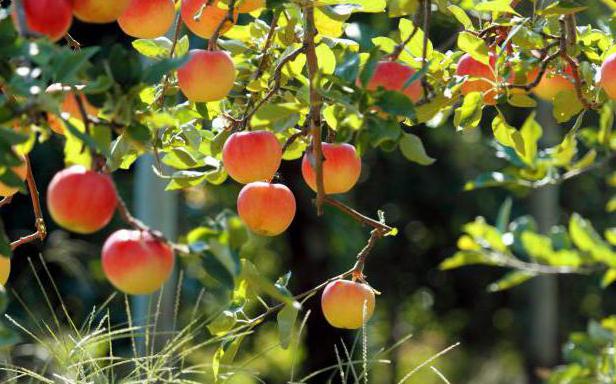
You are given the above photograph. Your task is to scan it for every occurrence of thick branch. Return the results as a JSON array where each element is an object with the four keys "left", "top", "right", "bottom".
[
  {"left": 303, "top": 3, "right": 325, "bottom": 215},
  {"left": 0, "top": 196, "right": 13, "bottom": 208}
]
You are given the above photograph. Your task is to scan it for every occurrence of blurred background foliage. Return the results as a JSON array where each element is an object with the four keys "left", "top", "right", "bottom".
[{"left": 2, "top": 0, "right": 616, "bottom": 383}]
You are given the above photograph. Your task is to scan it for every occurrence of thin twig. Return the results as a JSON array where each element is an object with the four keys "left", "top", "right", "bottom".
[
  {"left": 207, "top": 0, "right": 236, "bottom": 51},
  {"left": 420, "top": 0, "right": 431, "bottom": 97},
  {"left": 10, "top": 155, "right": 46, "bottom": 250},
  {"left": 322, "top": 197, "right": 393, "bottom": 233},
  {"left": 156, "top": 13, "right": 184, "bottom": 108}
]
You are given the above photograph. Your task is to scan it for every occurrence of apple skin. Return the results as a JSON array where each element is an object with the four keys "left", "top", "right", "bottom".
[
  {"left": 321, "top": 279, "right": 375, "bottom": 329},
  {"left": 0, "top": 256, "right": 10, "bottom": 286},
  {"left": 73, "top": 0, "right": 131, "bottom": 23},
  {"left": 362, "top": 61, "right": 422, "bottom": 103},
  {"left": 222, "top": 131, "right": 282, "bottom": 184},
  {"left": 302, "top": 143, "right": 361, "bottom": 194},
  {"left": 102, "top": 229, "right": 175, "bottom": 295},
  {"left": 0, "top": 158, "right": 27, "bottom": 197},
  {"left": 46, "top": 84, "right": 99, "bottom": 135},
  {"left": 177, "top": 49, "right": 236, "bottom": 102},
  {"left": 237, "top": 0, "right": 265, "bottom": 13},
  {"left": 13, "top": 0, "right": 73, "bottom": 42},
  {"left": 456, "top": 53, "right": 498, "bottom": 105},
  {"left": 118, "top": 0, "right": 175, "bottom": 39},
  {"left": 181, "top": 0, "right": 237, "bottom": 39},
  {"left": 47, "top": 166, "right": 118, "bottom": 234},
  {"left": 531, "top": 65, "right": 575, "bottom": 101},
  {"left": 237, "top": 182, "right": 296, "bottom": 236},
  {"left": 600, "top": 53, "right": 616, "bottom": 100}
]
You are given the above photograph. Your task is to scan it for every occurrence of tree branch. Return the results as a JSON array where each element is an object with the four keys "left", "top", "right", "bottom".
[
  {"left": 208, "top": 0, "right": 236, "bottom": 51},
  {"left": 322, "top": 196, "right": 393, "bottom": 233},
  {"left": 10, "top": 155, "right": 46, "bottom": 251},
  {"left": 303, "top": 3, "right": 326, "bottom": 216}
]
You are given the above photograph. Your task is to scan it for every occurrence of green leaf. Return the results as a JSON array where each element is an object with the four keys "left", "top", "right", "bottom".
[
  {"left": 277, "top": 303, "right": 299, "bottom": 349},
  {"left": 464, "top": 172, "right": 517, "bottom": 190},
  {"left": 496, "top": 198, "right": 512, "bottom": 233},
  {"left": 492, "top": 112, "right": 525, "bottom": 158},
  {"left": 553, "top": 90, "right": 583, "bottom": 123},
  {"left": 141, "top": 56, "right": 189, "bottom": 85},
  {"left": 537, "top": 0, "right": 587, "bottom": 16},
  {"left": 388, "top": 0, "right": 419, "bottom": 17},
  {"left": 602, "top": 269, "right": 616, "bottom": 288},
  {"left": 440, "top": 251, "right": 491, "bottom": 270},
  {"left": 569, "top": 213, "right": 616, "bottom": 266},
  {"left": 374, "top": 91, "right": 416, "bottom": 119},
  {"left": 487, "top": 271, "right": 535, "bottom": 292},
  {"left": 132, "top": 37, "right": 173, "bottom": 59},
  {"left": 599, "top": 102, "right": 614, "bottom": 146},
  {"left": 51, "top": 47, "right": 99, "bottom": 83},
  {"left": 241, "top": 260, "right": 300, "bottom": 308},
  {"left": 448, "top": 5, "right": 473, "bottom": 30},
  {"left": 519, "top": 112, "right": 542, "bottom": 165},
  {"left": 398, "top": 133, "right": 435, "bottom": 165},
  {"left": 457, "top": 32, "right": 490, "bottom": 65},
  {"left": 454, "top": 92, "right": 484, "bottom": 131},
  {"left": 475, "top": 0, "right": 521, "bottom": 16}
]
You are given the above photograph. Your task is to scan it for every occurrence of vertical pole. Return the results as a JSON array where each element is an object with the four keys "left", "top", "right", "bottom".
[
  {"left": 132, "top": 155, "right": 178, "bottom": 353},
  {"left": 527, "top": 101, "right": 559, "bottom": 382}
]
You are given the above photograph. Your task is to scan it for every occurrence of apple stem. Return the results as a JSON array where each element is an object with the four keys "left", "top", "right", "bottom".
[
  {"left": 11, "top": 0, "right": 38, "bottom": 39},
  {"left": 207, "top": 0, "right": 237, "bottom": 51},
  {"left": 10, "top": 155, "right": 47, "bottom": 251},
  {"left": 303, "top": 3, "right": 326, "bottom": 216}
]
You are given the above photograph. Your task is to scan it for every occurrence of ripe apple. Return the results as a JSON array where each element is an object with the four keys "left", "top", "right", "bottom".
[
  {"left": 47, "top": 166, "right": 118, "bottom": 234},
  {"left": 0, "top": 256, "right": 10, "bottom": 286},
  {"left": 531, "top": 65, "right": 575, "bottom": 101},
  {"left": 0, "top": 157, "right": 27, "bottom": 197},
  {"left": 13, "top": 0, "right": 73, "bottom": 42},
  {"left": 321, "top": 279, "right": 375, "bottom": 329},
  {"left": 181, "top": 0, "right": 237, "bottom": 39},
  {"left": 177, "top": 49, "right": 236, "bottom": 102},
  {"left": 46, "top": 84, "right": 99, "bottom": 135},
  {"left": 102, "top": 229, "right": 175, "bottom": 295},
  {"left": 118, "top": 0, "right": 175, "bottom": 39},
  {"left": 237, "top": 182, "right": 296, "bottom": 236},
  {"left": 222, "top": 131, "right": 282, "bottom": 184},
  {"left": 362, "top": 61, "right": 422, "bottom": 103},
  {"left": 600, "top": 53, "right": 616, "bottom": 100},
  {"left": 456, "top": 53, "right": 498, "bottom": 105},
  {"left": 238, "top": 0, "right": 265, "bottom": 13},
  {"left": 73, "top": 0, "right": 131, "bottom": 23},
  {"left": 302, "top": 143, "right": 361, "bottom": 194}
]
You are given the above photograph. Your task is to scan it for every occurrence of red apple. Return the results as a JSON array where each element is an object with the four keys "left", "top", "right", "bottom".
[
  {"left": 181, "top": 0, "right": 237, "bottom": 39},
  {"left": 222, "top": 131, "right": 282, "bottom": 184},
  {"left": 456, "top": 53, "right": 498, "bottom": 105},
  {"left": 531, "top": 65, "right": 576, "bottom": 101},
  {"left": 321, "top": 279, "right": 375, "bottom": 329},
  {"left": 102, "top": 229, "right": 174, "bottom": 295},
  {"left": 47, "top": 166, "right": 118, "bottom": 234},
  {"left": 177, "top": 49, "right": 236, "bottom": 102},
  {"left": 361, "top": 61, "right": 422, "bottom": 103},
  {"left": 237, "top": 182, "right": 296, "bottom": 236},
  {"left": 302, "top": 143, "right": 361, "bottom": 194},
  {"left": 600, "top": 53, "right": 616, "bottom": 100},
  {"left": 13, "top": 0, "right": 73, "bottom": 42},
  {"left": 73, "top": 0, "right": 131, "bottom": 23},
  {"left": 118, "top": 0, "right": 175, "bottom": 39},
  {"left": 0, "top": 157, "right": 27, "bottom": 197}
]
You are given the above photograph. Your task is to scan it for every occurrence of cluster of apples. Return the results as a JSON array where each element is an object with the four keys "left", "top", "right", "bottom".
[
  {"left": 16, "top": 0, "right": 263, "bottom": 41},
  {"left": 454, "top": 51, "right": 616, "bottom": 103},
  {"left": 222, "top": 130, "right": 361, "bottom": 236},
  {"left": 222, "top": 130, "right": 379, "bottom": 329},
  {"left": 40, "top": 165, "right": 174, "bottom": 295}
]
